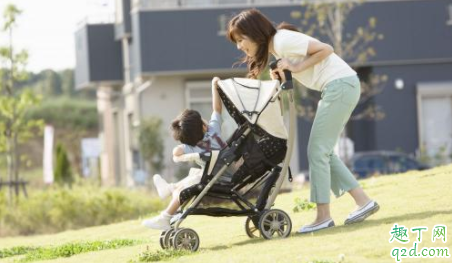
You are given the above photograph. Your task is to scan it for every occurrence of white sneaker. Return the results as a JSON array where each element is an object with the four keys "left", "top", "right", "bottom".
[
  {"left": 345, "top": 200, "right": 380, "bottom": 225},
  {"left": 297, "top": 219, "right": 335, "bottom": 234},
  {"left": 142, "top": 213, "right": 172, "bottom": 230},
  {"left": 170, "top": 213, "right": 183, "bottom": 225},
  {"left": 153, "top": 174, "right": 174, "bottom": 199}
]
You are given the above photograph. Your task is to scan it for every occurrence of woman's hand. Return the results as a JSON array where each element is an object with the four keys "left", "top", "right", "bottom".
[
  {"left": 269, "top": 58, "right": 293, "bottom": 83},
  {"left": 269, "top": 68, "right": 286, "bottom": 83},
  {"left": 277, "top": 58, "right": 293, "bottom": 71}
]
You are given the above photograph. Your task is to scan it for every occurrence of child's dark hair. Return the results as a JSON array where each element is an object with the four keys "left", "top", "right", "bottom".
[{"left": 171, "top": 109, "right": 204, "bottom": 146}]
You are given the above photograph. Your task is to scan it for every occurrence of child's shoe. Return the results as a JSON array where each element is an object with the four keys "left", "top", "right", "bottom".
[
  {"left": 153, "top": 174, "right": 174, "bottom": 199},
  {"left": 142, "top": 212, "right": 172, "bottom": 230}
]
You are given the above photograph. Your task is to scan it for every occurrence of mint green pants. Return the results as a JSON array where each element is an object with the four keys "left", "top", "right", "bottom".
[{"left": 308, "top": 75, "right": 361, "bottom": 204}]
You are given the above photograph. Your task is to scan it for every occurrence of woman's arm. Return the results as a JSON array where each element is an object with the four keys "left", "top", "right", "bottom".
[
  {"left": 277, "top": 40, "right": 334, "bottom": 73},
  {"left": 212, "top": 77, "right": 222, "bottom": 114}
]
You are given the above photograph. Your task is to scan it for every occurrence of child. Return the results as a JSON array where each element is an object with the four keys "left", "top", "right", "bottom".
[{"left": 142, "top": 77, "right": 224, "bottom": 230}]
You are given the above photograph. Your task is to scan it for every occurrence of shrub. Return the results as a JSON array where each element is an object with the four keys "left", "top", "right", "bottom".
[
  {"left": 293, "top": 197, "right": 316, "bottom": 213},
  {"left": 54, "top": 143, "right": 73, "bottom": 186},
  {"left": 139, "top": 117, "right": 165, "bottom": 174},
  {"left": 0, "top": 186, "right": 165, "bottom": 236},
  {"left": 26, "top": 97, "right": 98, "bottom": 130}
]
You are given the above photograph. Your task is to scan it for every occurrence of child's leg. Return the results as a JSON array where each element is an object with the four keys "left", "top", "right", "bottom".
[
  {"left": 142, "top": 186, "right": 183, "bottom": 230},
  {"left": 173, "top": 168, "right": 203, "bottom": 189},
  {"left": 164, "top": 186, "right": 183, "bottom": 215},
  {"left": 153, "top": 174, "right": 175, "bottom": 199}
]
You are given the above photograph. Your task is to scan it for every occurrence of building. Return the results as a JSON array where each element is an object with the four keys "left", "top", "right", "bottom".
[{"left": 75, "top": 0, "right": 452, "bottom": 186}]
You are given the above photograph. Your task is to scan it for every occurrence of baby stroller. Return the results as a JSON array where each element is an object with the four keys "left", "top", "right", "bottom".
[{"left": 160, "top": 67, "right": 296, "bottom": 251}]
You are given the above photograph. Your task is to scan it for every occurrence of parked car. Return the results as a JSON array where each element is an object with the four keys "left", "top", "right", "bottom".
[{"left": 350, "top": 151, "right": 430, "bottom": 179}]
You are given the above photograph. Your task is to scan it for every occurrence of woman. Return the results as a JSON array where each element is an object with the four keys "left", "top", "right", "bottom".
[{"left": 226, "top": 9, "right": 379, "bottom": 234}]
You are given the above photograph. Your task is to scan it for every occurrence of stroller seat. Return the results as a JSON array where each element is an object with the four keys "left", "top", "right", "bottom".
[{"left": 162, "top": 76, "right": 295, "bottom": 251}]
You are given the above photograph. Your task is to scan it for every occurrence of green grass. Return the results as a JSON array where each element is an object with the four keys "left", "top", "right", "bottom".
[
  {"left": 1, "top": 165, "right": 451, "bottom": 263},
  {"left": 0, "top": 239, "right": 143, "bottom": 262}
]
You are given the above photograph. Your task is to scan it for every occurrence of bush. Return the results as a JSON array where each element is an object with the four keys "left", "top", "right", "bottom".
[
  {"left": 139, "top": 117, "right": 165, "bottom": 173},
  {"left": 26, "top": 97, "right": 98, "bottom": 130},
  {"left": 0, "top": 186, "right": 165, "bottom": 236},
  {"left": 54, "top": 143, "right": 73, "bottom": 186}
]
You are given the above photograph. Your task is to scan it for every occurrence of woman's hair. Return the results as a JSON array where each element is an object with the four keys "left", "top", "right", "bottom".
[
  {"left": 171, "top": 109, "right": 204, "bottom": 146},
  {"left": 227, "top": 9, "right": 299, "bottom": 79}
]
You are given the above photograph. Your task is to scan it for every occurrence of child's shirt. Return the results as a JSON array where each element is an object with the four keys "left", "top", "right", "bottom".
[{"left": 180, "top": 111, "right": 237, "bottom": 183}]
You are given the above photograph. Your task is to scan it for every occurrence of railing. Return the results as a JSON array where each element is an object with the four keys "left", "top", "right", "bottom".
[
  {"left": 134, "top": 0, "right": 299, "bottom": 10},
  {"left": 76, "top": 13, "right": 115, "bottom": 29},
  {"left": 0, "top": 179, "right": 29, "bottom": 198}
]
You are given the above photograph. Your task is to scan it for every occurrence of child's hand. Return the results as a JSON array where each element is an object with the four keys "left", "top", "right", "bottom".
[
  {"left": 212, "top": 77, "right": 221, "bottom": 87},
  {"left": 212, "top": 77, "right": 222, "bottom": 113}
]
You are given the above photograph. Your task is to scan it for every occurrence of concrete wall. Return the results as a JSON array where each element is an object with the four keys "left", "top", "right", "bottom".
[
  {"left": 372, "top": 63, "right": 452, "bottom": 152},
  {"left": 139, "top": 76, "right": 186, "bottom": 179},
  {"left": 131, "top": 0, "right": 452, "bottom": 76}
]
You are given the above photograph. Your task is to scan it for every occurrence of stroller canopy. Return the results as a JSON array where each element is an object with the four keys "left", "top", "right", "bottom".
[{"left": 218, "top": 78, "right": 288, "bottom": 140}]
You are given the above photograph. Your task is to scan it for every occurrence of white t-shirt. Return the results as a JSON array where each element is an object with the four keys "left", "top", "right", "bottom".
[{"left": 272, "top": 29, "right": 357, "bottom": 91}]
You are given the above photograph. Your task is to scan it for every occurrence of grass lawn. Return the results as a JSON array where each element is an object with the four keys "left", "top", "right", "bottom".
[{"left": 1, "top": 165, "right": 451, "bottom": 263}]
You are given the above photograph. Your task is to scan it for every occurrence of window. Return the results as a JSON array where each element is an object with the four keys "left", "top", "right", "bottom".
[
  {"left": 185, "top": 80, "right": 238, "bottom": 139},
  {"left": 185, "top": 81, "right": 212, "bottom": 120},
  {"left": 447, "top": 4, "right": 452, "bottom": 26},
  {"left": 417, "top": 82, "right": 452, "bottom": 165}
]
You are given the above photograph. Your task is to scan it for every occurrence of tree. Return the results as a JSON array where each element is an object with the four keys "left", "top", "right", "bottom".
[
  {"left": 291, "top": 0, "right": 387, "bottom": 162},
  {"left": 60, "top": 69, "right": 74, "bottom": 97},
  {"left": 138, "top": 117, "right": 165, "bottom": 175},
  {"left": 0, "top": 4, "right": 43, "bottom": 204},
  {"left": 36, "top": 69, "right": 62, "bottom": 96},
  {"left": 54, "top": 142, "right": 73, "bottom": 186}
]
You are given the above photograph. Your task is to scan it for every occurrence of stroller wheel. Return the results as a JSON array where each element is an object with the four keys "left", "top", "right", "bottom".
[
  {"left": 244, "top": 217, "right": 261, "bottom": 238},
  {"left": 159, "top": 229, "right": 175, "bottom": 249},
  {"left": 258, "top": 209, "right": 292, "bottom": 240},
  {"left": 168, "top": 228, "right": 179, "bottom": 248},
  {"left": 170, "top": 228, "right": 200, "bottom": 252}
]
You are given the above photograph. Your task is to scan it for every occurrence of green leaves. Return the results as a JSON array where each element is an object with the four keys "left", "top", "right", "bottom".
[
  {"left": 0, "top": 186, "right": 165, "bottom": 235},
  {"left": 293, "top": 197, "right": 316, "bottom": 213},
  {"left": 139, "top": 117, "right": 165, "bottom": 173},
  {"left": 0, "top": 89, "right": 43, "bottom": 144},
  {"left": 2, "top": 4, "right": 22, "bottom": 31},
  {"left": 131, "top": 249, "right": 192, "bottom": 262},
  {"left": 0, "top": 246, "right": 36, "bottom": 259},
  {"left": 0, "top": 239, "right": 144, "bottom": 262},
  {"left": 54, "top": 143, "right": 73, "bottom": 187}
]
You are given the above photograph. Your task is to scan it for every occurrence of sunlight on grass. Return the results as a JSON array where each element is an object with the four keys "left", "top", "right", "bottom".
[{"left": 0, "top": 165, "right": 451, "bottom": 263}]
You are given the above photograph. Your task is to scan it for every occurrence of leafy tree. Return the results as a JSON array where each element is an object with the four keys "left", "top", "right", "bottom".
[
  {"left": 291, "top": 0, "right": 386, "bottom": 121},
  {"left": 60, "top": 69, "right": 74, "bottom": 97},
  {"left": 54, "top": 143, "right": 73, "bottom": 186},
  {"left": 138, "top": 117, "right": 165, "bottom": 174},
  {"left": 0, "top": 4, "right": 44, "bottom": 204},
  {"left": 36, "top": 69, "right": 62, "bottom": 97},
  {"left": 291, "top": 0, "right": 387, "bottom": 162}
]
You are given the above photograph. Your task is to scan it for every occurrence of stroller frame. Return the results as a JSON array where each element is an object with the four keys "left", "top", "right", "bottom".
[{"left": 160, "top": 72, "right": 297, "bottom": 251}]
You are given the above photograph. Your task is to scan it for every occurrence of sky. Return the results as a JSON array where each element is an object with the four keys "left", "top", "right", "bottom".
[{"left": 0, "top": 0, "right": 115, "bottom": 73}]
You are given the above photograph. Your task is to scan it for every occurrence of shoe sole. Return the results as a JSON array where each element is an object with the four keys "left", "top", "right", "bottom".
[
  {"left": 297, "top": 221, "right": 335, "bottom": 234},
  {"left": 344, "top": 203, "right": 380, "bottom": 225}
]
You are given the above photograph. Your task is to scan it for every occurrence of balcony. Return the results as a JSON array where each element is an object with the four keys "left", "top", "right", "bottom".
[
  {"left": 133, "top": 0, "right": 299, "bottom": 10},
  {"left": 75, "top": 23, "right": 124, "bottom": 89}
]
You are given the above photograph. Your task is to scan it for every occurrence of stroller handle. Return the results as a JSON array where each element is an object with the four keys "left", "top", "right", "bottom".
[{"left": 269, "top": 59, "right": 293, "bottom": 90}]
